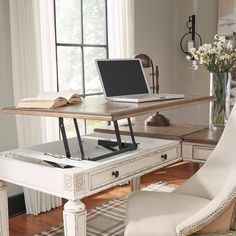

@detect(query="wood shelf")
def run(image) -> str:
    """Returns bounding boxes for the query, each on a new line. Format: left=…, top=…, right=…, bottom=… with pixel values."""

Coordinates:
left=95, top=122, right=208, bottom=141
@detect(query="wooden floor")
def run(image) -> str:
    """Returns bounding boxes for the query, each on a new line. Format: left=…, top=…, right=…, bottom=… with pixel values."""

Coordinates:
left=9, top=161, right=199, bottom=236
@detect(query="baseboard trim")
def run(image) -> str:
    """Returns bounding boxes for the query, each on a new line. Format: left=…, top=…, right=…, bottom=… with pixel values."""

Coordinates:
left=8, top=193, right=26, bottom=218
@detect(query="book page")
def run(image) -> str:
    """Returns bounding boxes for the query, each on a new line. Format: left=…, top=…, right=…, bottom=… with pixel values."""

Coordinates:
left=37, top=91, right=80, bottom=101
left=17, top=100, right=55, bottom=108
left=17, top=91, right=81, bottom=109
left=19, top=97, right=55, bottom=102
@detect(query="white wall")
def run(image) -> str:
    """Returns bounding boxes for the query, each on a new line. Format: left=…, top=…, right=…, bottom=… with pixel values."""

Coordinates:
left=134, top=0, right=174, bottom=93
left=134, top=0, right=218, bottom=124
left=0, top=0, right=23, bottom=197
left=134, top=0, right=175, bottom=121
left=173, top=0, right=218, bottom=124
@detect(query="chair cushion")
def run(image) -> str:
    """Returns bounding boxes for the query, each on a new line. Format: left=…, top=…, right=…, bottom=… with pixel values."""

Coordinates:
left=125, top=191, right=209, bottom=236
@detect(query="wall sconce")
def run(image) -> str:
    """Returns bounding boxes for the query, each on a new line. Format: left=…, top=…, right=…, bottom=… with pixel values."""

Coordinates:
left=133, top=53, right=170, bottom=127
left=180, top=15, right=202, bottom=56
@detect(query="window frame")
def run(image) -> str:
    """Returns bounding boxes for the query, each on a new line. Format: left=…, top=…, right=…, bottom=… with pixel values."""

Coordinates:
left=53, top=0, right=109, bottom=134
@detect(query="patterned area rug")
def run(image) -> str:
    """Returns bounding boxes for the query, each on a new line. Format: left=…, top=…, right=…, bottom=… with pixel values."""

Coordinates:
left=35, top=182, right=236, bottom=236
left=35, top=182, right=175, bottom=236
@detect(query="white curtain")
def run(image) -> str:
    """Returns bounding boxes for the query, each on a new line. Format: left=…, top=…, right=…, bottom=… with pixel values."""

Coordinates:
left=9, top=0, right=61, bottom=215
left=107, top=0, right=135, bottom=58
left=107, top=0, right=135, bottom=125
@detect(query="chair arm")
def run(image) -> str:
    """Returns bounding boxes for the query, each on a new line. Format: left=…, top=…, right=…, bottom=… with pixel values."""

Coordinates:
left=195, top=232, right=236, bottom=236
left=176, top=189, right=236, bottom=236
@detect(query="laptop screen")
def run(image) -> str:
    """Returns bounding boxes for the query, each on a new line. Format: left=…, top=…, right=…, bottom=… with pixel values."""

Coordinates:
left=96, top=59, right=149, bottom=97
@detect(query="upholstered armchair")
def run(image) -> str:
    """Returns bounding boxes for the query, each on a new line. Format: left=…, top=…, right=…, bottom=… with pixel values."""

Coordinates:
left=124, top=104, right=236, bottom=236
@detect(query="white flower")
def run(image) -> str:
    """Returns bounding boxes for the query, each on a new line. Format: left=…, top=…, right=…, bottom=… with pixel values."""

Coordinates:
left=192, top=60, right=198, bottom=70
left=226, top=41, right=233, bottom=50
left=194, top=54, right=199, bottom=61
left=218, top=36, right=226, bottom=42
left=186, top=35, right=236, bottom=73
left=199, top=58, right=204, bottom=65
left=186, top=55, right=192, bottom=61
left=190, top=48, right=196, bottom=53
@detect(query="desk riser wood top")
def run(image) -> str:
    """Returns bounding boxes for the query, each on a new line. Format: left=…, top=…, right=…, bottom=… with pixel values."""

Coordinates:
left=2, top=95, right=215, bottom=121
left=95, top=123, right=208, bottom=141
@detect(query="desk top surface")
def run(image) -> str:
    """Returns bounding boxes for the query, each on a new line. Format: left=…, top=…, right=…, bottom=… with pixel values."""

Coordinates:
left=2, top=95, right=214, bottom=121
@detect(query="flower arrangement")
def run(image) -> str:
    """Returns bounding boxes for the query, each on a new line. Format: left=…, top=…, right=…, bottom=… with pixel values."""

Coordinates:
left=187, top=35, right=236, bottom=73
left=187, top=35, right=236, bottom=130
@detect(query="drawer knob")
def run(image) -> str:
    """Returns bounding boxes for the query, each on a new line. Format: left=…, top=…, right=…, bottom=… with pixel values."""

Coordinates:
left=161, top=154, right=168, bottom=160
left=112, top=170, right=119, bottom=178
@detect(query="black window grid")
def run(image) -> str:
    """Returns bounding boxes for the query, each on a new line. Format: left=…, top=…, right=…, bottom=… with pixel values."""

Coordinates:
left=53, top=0, right=109, bottom=134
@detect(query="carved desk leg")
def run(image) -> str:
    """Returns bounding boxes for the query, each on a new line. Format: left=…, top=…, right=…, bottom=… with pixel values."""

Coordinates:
left=0, top=181, right=9, bottom=236
left=130, top=176, right=141, bottom=192
left=63, top=199, right=87, bottom=236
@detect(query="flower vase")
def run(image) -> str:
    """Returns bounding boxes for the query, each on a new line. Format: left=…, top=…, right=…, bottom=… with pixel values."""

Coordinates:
left=209, top=72, right=231, bottom=130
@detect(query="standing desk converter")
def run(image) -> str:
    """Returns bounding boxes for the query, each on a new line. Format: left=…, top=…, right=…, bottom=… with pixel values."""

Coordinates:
left=0, top=95, right=214, bottom=236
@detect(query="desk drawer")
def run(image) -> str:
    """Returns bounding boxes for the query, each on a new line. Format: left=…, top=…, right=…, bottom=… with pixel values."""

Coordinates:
left=89, top=145, right=180, bottom=190
left=182, top=142, right=215, bottom=161
left=193, top=145, right=214, bottom=161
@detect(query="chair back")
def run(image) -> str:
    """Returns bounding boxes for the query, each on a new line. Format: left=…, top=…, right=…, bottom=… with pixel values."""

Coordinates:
left=175, top=103, right=236, bottom=200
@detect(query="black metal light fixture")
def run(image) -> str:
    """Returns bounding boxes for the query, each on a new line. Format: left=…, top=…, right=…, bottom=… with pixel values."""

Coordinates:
left=133, top=53, right=170, bottom=126
left=180, top=15, right=202, bottom=56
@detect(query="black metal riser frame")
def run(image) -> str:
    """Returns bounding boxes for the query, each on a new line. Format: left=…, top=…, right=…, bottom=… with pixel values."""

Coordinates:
left=59, top=117, right=138, bottom=162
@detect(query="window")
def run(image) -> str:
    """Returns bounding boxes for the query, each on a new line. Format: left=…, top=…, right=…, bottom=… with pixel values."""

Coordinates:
left=54, top=0, right=108, bottom=135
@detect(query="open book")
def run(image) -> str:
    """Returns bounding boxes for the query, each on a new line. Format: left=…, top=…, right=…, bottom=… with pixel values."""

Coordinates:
left=17, top=91, right=82, bottom=109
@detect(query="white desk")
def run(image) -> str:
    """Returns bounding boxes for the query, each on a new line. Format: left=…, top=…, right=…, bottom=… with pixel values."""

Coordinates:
left=1, top=95, right=214, bottom=235
left=0, top=134, right=181, bottom=236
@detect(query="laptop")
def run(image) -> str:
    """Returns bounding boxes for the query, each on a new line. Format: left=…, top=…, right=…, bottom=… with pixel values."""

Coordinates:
left=96, top=59, right=184, bottom=103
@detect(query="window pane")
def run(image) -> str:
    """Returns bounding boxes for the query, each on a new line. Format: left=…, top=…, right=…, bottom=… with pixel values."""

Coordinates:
left=64, top=119, right=85, bottom=138
left=56, top=0, right=82, bottom=44
left=84, top=47, right=107, bottom=94
left=57, top=46, right=83, bottom=92
left=83, top=0, right=106, bottom=44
